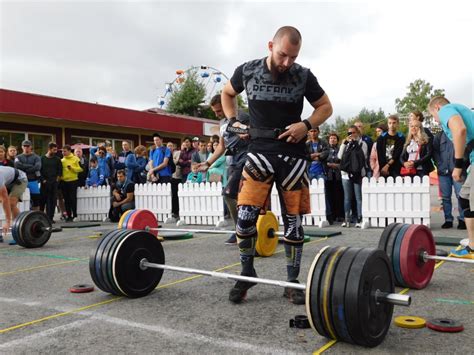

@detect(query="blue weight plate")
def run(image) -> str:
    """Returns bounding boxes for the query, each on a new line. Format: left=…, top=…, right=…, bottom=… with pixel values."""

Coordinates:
left=123, top=210, right=137, bottom=229
left=393, top=224, right=410, bottom=287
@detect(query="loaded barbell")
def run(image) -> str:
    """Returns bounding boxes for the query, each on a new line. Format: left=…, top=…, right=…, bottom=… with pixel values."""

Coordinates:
left=89, top=229, right=411, bottom=347
left=379, top=223, right=474, bottom=289
left=2, top=211, right=55, bottom=248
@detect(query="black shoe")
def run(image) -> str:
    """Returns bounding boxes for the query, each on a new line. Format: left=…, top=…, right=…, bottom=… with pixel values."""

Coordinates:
left=225, top=234, right=237, bottom=245
left=283, top=280, right=305, bottom=305
left=457, top=220, right=466, bottom=230
left=229, top=271, right=258, bottom=303
left=441, top=221, right=453, bottom=229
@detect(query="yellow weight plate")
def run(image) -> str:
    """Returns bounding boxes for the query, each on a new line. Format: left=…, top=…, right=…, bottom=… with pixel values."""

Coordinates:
left=255, top=211, right=279, bottom=257
left=394, top=316, right=426, bottom=329
left=117, top=209, right=134, bottom=229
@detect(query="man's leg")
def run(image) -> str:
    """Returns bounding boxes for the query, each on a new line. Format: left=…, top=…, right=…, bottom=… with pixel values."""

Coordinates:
left=451, top=168, right=474, bottom=258
left=438, top=175, right=454, bottom=228
left=453, top=179, right=465, bottom=228
left=222, top=164, right=243, bottom=244
left=47, top=182, right=58, bottom=222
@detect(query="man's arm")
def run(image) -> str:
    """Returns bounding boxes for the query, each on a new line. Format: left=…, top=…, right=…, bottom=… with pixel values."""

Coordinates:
left=221, top=81, right=239, bottom=119
left=1, top=186, right=12, bottom=235
left=448, top=115, right=467, bottom=181
left=200, top=137, right=226, bottom=170
left=278, top=94, right=333, bottom=143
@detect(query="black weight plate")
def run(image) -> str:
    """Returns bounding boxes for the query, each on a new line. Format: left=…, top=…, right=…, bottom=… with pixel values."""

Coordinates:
left=385, top=223, right=405, bottom=265
left=378, top=223, right=401, bottom=251
left=318, top=246, right=347, bottom=340
left=13, top=211, right=31, bottom=246
left=20, top=211, right=52, bottom=248
left=101, top=229, right=130, bottom=296
left=306, top=245, right=333, bottom=338
left=89, top=229, right=122, bottom=293
left=345, top=249, right=394, bottom=347
left=426, top=318, right=464, bottom=332
left=11, top=211, right=28, bottom=244
left=331, top=247, right=363, bottom=344
left=113, top=230, right=165, bottom=298
left=103, top=229, right=132, bottom=296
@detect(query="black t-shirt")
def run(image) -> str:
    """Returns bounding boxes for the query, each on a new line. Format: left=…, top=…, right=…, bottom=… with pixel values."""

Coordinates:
left=115, top=181, right=135, bottom=199
left=230, top=57, right=325, bottom=157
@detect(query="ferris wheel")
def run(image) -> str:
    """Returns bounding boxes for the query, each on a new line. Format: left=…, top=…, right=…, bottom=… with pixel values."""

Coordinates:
left=158, top=65, right=229, bottom=109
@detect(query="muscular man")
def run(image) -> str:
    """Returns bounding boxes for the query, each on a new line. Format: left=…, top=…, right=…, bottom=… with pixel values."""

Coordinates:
left=222, top=26, right=332, bottom=304
left=199, top=94, right=250, bottom=244
left=0, top=166, right=28, bottom=243
left=428, top=96, right=474, bottom=259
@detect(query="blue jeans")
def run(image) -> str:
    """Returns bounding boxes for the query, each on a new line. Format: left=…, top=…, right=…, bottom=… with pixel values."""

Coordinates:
left=438, top=174, right=464, bottom=222
left=342, top=178, right=362, bottom=221
left=309, top=172, right=326, bottom=182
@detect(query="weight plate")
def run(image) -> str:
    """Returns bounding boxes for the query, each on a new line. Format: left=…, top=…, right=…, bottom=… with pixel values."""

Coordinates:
left=394, top=316, right=426, bottom=329
left=426, top=318, right=464, bottom=333
left=306, top=245, right=332, bottom=338
left=112, top=230, right=165, bottom=298
left=118, top=209, right=134, bottom=229
left=19, top=211, right=52, bottom=248
left=159, top=232, right=193, bottom=240
left=385, top=223, right=405, bottom=266
left=331, top=248, right=362, bottom=344
left=127, top=209, right=159, bottom=237
left=255, top=211, right=279, bottom=257
left=392, top=224, right=410, bottom=287
left=89, top=229, right=122, bottom=293
left=305, top=245, right=330, bottom=337
left=11, top=211, right=29, bottom=244
left=319, top=247, right=347, bottom=340
left=345, top=249, right=394, bottom=347
left=69, top=284, right=95, bottom=293
left=400, top=224, right=435, bottom=289
left=102, top=229, right=131, bottom=296
left=378, top=223, right=401, bottom=251
left=123, top=209, right=137, bottom=230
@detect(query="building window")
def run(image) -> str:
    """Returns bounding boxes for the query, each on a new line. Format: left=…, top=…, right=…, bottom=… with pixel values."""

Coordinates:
left=29, top=133, right=54, bottom=156
left=0, top=131, right=53, bottom=156
left=0, top=131, right=25, bottom=150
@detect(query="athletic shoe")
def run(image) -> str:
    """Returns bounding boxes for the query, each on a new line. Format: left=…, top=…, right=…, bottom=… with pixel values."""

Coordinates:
left=283, top=280, right=305, bottom=305
left=457, top=220, right=466, bottom=230
left=341, top=222, right=350, bottom=228
left=441, top=221, right=453, bottom=229
left=9, top=239, right=17, bottom=245
left=449, top=245, right=474, bottom=259
left=229, top=270, right=258, bottom=303
left=0, top=235, right=3, bottom=243
left=355, top=222, right=362, bottom=228
left=225, top=233, right=237, bottom=245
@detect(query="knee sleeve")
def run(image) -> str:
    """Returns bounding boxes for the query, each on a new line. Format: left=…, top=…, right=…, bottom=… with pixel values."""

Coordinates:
left=282, top=214, right=305, bottom=245
left=460, top=197, right=474, bottom=218
left=236, top=205, right=260, bottom=238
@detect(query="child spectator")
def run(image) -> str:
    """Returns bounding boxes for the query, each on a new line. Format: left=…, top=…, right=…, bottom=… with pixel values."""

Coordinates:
left=187, top=163, right=203, bottom=184
left=86, top=156, right=104, bottom=187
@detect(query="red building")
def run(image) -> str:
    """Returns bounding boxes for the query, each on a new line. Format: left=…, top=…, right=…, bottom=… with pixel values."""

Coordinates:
left=0, top=89, right=219, bottom=155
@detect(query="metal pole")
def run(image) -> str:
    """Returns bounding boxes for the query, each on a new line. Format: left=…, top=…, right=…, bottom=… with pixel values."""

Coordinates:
left=422, top=252, right=474, bottom=264
left=140, top=259, right=411, bottom=307
left=145, top=227, right=283, bottom=237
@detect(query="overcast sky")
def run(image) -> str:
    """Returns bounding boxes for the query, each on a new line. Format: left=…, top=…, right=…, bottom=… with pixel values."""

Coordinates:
left=1, top=0, right=472, bottom=123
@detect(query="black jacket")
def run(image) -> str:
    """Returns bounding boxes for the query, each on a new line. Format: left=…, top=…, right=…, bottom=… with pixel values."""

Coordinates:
left=400, top=140, right=434, bottom=175
left=376, top=132, right=405, bottom=177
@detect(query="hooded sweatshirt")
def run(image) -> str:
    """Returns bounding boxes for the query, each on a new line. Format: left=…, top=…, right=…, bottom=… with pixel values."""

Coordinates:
left=61, top=153, right=83, bottom=182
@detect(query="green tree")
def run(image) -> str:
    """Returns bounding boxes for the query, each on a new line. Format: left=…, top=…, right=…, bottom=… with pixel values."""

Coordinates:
left=167, top=70, right=206, bottom=116
left=395, top=79, right=445, bottom=114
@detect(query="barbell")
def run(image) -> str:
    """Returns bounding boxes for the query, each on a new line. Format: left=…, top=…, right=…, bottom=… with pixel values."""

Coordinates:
left=89, top=229, right=411, bottom=347
left=2, top=211, right=54, bottom=248
left=379, top=223, right=474, bottom=289
left=117, top=209, right=286, bottom=256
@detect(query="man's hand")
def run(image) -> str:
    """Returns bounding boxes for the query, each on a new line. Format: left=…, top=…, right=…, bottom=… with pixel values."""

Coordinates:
left=2, top=220, right=10, bottom=236
left=197, top=162, right=209, bottom=172
left=404, top=161, right=414, bottom=168
left=278, top=121, right=308, bottom=143
left=452, top=168, right=463, bottom=182
left=112, top=201, right=120, bottom=208
left=380, top=164, right=390, bottom=176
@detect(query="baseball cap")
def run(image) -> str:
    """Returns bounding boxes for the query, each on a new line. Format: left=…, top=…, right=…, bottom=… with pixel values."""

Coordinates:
left=22, top=140, right=32, bottom=146
left=192, top=137, right=200, bottom=141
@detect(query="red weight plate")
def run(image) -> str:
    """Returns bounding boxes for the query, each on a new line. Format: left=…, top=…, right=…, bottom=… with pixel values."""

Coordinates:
left=69, top=284, right=95, bottom=293
left=127, top=209, right=158, bottom=237
left=399, top=224, right=435, bottom=289
left=427, top=318, right=464, bottom=333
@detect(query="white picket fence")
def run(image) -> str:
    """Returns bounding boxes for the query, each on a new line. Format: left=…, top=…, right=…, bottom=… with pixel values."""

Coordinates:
left=361, top=176, right=431, bottom=228
left=270, top=179, right=328, bottom=228
left=135, top=183, right=172, bottom=222
left=178, top=182, right=225, bottom=225
left=76, top=186, right=111, bottom=221
left=0, top=189, right=31, bottom=226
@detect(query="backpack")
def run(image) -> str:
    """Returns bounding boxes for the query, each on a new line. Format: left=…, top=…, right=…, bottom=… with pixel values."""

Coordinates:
left=161, top=147, right=176, bottom=174
left=340, top=141, right=365, bottom=175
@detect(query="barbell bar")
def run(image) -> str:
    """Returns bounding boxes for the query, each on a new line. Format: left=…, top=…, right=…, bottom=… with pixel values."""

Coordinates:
left=139, top=260, right=410, bottom=307
left=379, top=223, right=473, bottom=289
left=90, top=229, right=411, bottom=347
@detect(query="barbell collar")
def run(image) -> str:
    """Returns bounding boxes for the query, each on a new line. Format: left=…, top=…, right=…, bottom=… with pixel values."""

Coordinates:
left=140, top=259, right=410, bottom=306
left=422, top=251, right=474, bottom=265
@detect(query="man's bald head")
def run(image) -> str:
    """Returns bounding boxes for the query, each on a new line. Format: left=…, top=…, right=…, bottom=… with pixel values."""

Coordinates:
left=273, top=26, right=302, bottom=45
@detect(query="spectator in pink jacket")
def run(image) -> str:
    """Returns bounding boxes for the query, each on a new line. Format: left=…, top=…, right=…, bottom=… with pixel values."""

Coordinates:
left=369, top=123, right=388, bottom=179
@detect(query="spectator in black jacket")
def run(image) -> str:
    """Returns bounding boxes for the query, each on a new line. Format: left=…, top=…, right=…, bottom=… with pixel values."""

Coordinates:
left=324, top=132, right=344, bottom=224
left=354, top=120, right=373, bottom=177
left=40, top=142, right=63, bottom=223
left=400, top=120, right=434, bottom=178
left=377, top=115, right=405, bottom=178
left=15, top=140, right=42, bottom=211
left=432, top=131, right=466, bottom=229
left=74, top=147, right=88, bottom=187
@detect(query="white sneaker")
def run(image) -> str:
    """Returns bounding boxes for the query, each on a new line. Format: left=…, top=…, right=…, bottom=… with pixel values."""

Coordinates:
left=355, top=222, right=362, bottom=228
left=341, top=222, right=350, bottom=228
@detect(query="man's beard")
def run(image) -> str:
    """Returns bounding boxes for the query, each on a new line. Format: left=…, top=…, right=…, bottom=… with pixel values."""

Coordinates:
left=270, top=56, right=289, bottom=83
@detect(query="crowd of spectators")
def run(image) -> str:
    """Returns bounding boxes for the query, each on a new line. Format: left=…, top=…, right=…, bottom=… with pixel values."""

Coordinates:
left=0, top=110, right=465, bottom=230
